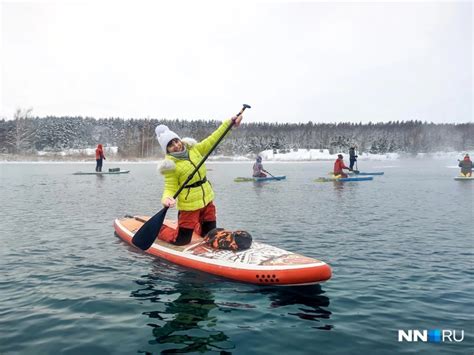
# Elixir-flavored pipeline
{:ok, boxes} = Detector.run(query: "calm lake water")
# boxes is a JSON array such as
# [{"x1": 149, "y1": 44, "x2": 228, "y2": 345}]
[{"x1": 0, "y1": 159, "x2": 472, "y2": 354}]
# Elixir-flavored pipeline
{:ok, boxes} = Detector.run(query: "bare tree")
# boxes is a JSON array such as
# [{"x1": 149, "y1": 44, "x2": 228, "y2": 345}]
[{"x1": 5, "y1": 108, "x2": 36, "y2": 154}]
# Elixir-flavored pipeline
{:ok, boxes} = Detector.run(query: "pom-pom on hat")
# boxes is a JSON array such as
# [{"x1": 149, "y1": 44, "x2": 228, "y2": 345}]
[{"x1": 155, "y1": 125, "x2": 181, "y2": 153}]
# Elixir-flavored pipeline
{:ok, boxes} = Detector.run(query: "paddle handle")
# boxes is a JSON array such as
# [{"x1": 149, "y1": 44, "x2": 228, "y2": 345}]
[{"x1": 171, "y1": 104, "x2": 250, "y2": 199}]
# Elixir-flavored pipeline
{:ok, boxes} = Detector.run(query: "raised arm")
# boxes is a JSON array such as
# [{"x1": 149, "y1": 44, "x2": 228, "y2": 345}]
[{"x1": 195, "y1": 116, "x2": 242, "y2": 155}]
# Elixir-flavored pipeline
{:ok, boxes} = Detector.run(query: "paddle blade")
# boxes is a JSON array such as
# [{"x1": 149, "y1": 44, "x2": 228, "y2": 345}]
[
  {"x1": 131, "y1": 207, "x2": 168, "y2": 250},
  {"x1": 315, "y1": 177, "x2": 331, "y2": 182}
]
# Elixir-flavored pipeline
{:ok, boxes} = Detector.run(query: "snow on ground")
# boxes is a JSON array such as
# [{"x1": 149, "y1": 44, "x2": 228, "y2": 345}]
[
  {"x1": 37, "y1": 146, "x2": 119, "y2": 156},
  {"x1": 0, "y1": 148, "x2": 469, "y2": 163},
  {"x1": 416, "y1": 151, "x2": 469, "y2": 160},
  {"x1": 258, "y1": 149, "x2": 402, "y2": 161}
]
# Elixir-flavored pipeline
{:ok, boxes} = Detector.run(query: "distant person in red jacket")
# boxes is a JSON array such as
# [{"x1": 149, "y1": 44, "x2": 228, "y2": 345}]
[
  {"x1": 458, "y1": 154, "x2": 472, "y2": 177},
  {"x1": 333, "y1": 154, "x2": 352, "y2": 178},
  {"x1": 95, "y1": 144, "x2": 106, "y2": 172}
]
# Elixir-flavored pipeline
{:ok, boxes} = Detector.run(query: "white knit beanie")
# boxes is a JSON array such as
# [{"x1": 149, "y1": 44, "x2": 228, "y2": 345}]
[{"x1": 155, "y1": 124, "x2": 181, "y2": 153}]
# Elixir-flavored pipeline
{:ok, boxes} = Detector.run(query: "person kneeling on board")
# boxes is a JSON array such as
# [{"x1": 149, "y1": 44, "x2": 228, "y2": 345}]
[
  {"x1": 458, "y1": 154, "x2": 473, "y2": 177},
  {"x1": 155, "y1": 115, "x2": 243, "y2": 246},
  {"x1": 334, "y1": 154, "x2": 352, "y2": 178},
  {"x1": 252, "y1": 155, "x2": 268, "y2": 177}
]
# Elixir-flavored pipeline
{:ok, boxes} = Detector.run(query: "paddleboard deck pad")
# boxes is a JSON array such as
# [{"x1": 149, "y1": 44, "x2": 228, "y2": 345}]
[
  {"x1": 114, "y1": 216, "x2": 331, "y2": 286},
  {"x1": 73, "y1": 170, "x2": 130, "y2": 175}
]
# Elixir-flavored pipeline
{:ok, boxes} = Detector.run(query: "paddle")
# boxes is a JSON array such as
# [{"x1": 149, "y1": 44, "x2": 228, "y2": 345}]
[
  {"x1": 132, "y1": 104, "x2": 251, "y2": 250},
  {"x1": 352, "y1": 160, "x2": 359, "y2": 174},
  {"x1": 315, "y1": 177, "x2": 332, "y2": 182},
  {"x1": 263, "y1": 169, "x2": 276, "y2": 178},
  {"x1": 350, "y1": 148, "x2": 360, "y2": 174}
]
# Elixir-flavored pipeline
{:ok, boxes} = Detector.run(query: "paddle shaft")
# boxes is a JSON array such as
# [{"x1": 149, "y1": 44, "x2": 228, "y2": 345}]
[
  {"x1": 264, "y1": 169, "x2": 276, "y2": 178},
  {"x1": 353, "y1": 149, "x2": 359, "y2": 173}
]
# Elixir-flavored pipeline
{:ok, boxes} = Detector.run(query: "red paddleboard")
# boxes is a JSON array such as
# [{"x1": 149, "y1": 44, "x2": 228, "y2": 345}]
[{"x1": 114, "y1": 216, "x2": 332, "y2": 286}]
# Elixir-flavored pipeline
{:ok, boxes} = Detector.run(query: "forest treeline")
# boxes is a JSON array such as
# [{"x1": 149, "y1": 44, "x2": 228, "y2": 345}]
[{"x1": 0, "y1": 110, "x2": 472, "y2": 158}]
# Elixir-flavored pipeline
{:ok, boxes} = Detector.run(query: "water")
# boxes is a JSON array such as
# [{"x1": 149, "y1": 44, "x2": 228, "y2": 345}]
[{"x1": 0, "y1": 160, "x2": 472, "y2": 354}]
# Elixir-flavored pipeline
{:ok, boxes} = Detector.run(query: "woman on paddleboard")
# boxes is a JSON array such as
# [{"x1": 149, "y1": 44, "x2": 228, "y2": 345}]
[
  {"x1": 252, "y1": 156, "x2": 268, "y2": 177},
  {"x1": 458, "y1": 154, "x2": 472, "y2": 177},
  {"x1": 155, "y1": 115, "x2": 243, "y2": 246},
  {"x1": 95, "y1": 144, "x2": 106, "y2": 172}
]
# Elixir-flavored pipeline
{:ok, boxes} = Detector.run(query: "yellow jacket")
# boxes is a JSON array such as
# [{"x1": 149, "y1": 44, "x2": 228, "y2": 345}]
[{"x1": 159, "y1": 119, "x2": 232, "y2": 211}]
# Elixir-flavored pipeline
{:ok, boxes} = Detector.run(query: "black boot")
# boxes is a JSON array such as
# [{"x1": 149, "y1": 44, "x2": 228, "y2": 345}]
[{"x1": 201, "y1": 221, "x2": 217, "y2": 237}]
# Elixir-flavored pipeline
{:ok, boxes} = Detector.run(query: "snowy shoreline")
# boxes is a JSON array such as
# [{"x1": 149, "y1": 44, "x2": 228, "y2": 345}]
[{"x1": 0, "y1": 149, "x2": 468, "y2": 164}]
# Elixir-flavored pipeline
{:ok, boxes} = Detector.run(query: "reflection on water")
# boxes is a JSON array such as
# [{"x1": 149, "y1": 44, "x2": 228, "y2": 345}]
[
  {"x1": 248, "y1": 284, "x2": 333, "y2": 330},
  {"x1": 132, "y1": 272, "x2": 234, "y2": 353},
  {"x1": 95, "y1": 173, "x2": 105, "y2": 187},
  {"x1": 252, "y1": 180, "x2": 267, "y2": 198},
  {"x1": 131, "y1": 266, "x2": 332, "y2": 353},
  {"x1": 332, "y1": 181, "x2": 345, "y2": 194}
]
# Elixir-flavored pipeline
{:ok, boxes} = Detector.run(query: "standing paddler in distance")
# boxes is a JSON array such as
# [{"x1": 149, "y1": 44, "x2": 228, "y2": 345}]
[
  {"x1": 95, "y1": 144, "x2": 106, "y2": 172},
  {"x1": 154, "y1": 114, "x2": 243, "y2": 246},
  {"x1": 349, "y1": 146, "x2": 358, "y2": 171}
]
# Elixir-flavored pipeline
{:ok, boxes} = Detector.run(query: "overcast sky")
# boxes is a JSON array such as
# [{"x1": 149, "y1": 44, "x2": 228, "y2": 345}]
[{"x1": 0, "y1": 0, "x2": 472, "y2": 123}]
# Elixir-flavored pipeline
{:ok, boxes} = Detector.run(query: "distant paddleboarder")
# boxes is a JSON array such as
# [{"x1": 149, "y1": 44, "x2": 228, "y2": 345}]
[
  {"x1": 252, "y1": 156, "x2": 268, "y2": 178},
  {"x1": 349, "y1": 146, "x2": 358, "y2": 170},
  {"x1": 95, "y1": 144, "x2": 106, "y2": 172},
  {"x1": 334, "y1": 154, "x2": 352, "y2": 178},
  {"x1": 458, "y1": 154, "x2": 472, "y2": 177}
]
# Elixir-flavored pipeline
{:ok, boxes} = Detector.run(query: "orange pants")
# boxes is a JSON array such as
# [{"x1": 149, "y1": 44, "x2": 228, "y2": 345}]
[{"x1": 158, "y1": 202, "x2": 216, "y2": 243}]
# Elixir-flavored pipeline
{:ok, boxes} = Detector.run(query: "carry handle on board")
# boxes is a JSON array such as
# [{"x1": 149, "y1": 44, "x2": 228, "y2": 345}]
[{"x1": 131, "y1": 104, "x2": 251, "y2": 250}]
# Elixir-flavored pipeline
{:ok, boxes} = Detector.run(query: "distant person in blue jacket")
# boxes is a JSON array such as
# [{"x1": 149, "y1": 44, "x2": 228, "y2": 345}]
[
  {"x1": 252, "y1": 156, "x2": 268, "y2": 177},
  {"x1": 349, "y1": 146, "x2": 358, "y2": 170},
  {"x1": 458, "y1": 154, "x2": 472, "y2": 177}
]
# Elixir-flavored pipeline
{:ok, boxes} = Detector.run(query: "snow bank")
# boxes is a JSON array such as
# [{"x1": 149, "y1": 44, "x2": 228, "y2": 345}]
[
  {"x1": 259, "y1": 149, "x2": 401, "y2": 161},
  {"x1": 3, "y1": 147, "x2": 469, "y2": 163},
  {"x1": 416, "y1": 151, "x2": 469, "y2": 160},
  {"x1": 37, "y1": 146, "x2": 118, "y2": 156}
]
